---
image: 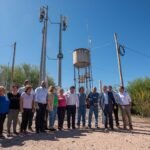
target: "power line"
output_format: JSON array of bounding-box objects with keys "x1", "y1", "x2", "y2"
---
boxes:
[
  {"x1": 92, "y1": 41, "x2": 113, "y2": 50},
  {"x1": 46, "y1": 55, "x2": 57, "y2": 60},
  {"x1": 0, "y1": 44, "x2": 13, "y2": 48},
  {"x1": 125, "y1": 46, "x2": 150, "y2": 60}
]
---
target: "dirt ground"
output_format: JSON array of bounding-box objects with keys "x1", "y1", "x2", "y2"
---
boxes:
[{"x1": 0, "y1": 116, "x2": 150, "y2": 150}]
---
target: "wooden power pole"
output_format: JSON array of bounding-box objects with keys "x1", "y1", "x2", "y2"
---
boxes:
[
  {"x1": 11, "y1": 42, "x2": 16, "y2": 85},
  {"x1": 114, "y1": 33, "x2": 124, "y2": 87}
]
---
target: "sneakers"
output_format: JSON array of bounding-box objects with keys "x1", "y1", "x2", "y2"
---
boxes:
[
  {"x1": 58, "y1": 127, "x2": 62, "y2": 131},
  {"x1": 88, "y1": 125, "x2": 91, "y2": 129},
  {"x1": 20, "y1": 131, "x2": 28, "y2": 134},
  {"x1": 110, "y1": 127, "x2": 114, "y2": 131},
  {"x1": 40, "y1": 130, "x2": 46, "y2": 133},
  {"x1": 36, "y1": 130, "x2": 40, "y2": 134},
  {"x1": 14, "y1": 131, "x2": 19, "y2": 135},
  {"x1": 82, "y1": 126, "x2": 86, "y2": 129},
  {"x1": 7, "y1": 133, "x2": 13, "y2": 137},
  {"x1": 28, "y1": 128, "x2": 34, "y2": 132},
  {"x1": 95, "y1": 126, "x2": 100, "y2": 129},
  {"x1": 129, "y1": 125, "x2": 133, "y2": 130},
  {"x1": 7, "y1": 131, "x2": 12, "y2": 137},
  {"x1": 49, "y1": 128, "x2": 56, "y2": 131},
  {"x1": 45, "y1": 127, "x2": 49, "y2": 130},
  {"x1": 24, "y1": 131, "x2": 29, "y2": 134},
  {"x1": 104, "y1": 128, "x2": 109, "y2": 133},
  {"x1": 0, "y1": 134, "x2": 5, "y2": 139}
]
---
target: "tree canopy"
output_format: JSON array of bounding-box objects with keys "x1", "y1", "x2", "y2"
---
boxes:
[{"x1": 0, "y1": 64, "x2": 55, "y2": 90}]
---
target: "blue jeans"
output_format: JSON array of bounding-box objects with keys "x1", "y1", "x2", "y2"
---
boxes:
[
  {"x1": 49, "y1": 106, "x2": 57, "y2": 128},
  {"x1": 88, "y1": 105, "x2": 98, "y2": 128},
  {"x1": 77, "y1": 105, "x2": 86, "y2": 126}
]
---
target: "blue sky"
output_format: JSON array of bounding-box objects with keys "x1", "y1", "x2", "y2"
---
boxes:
[{"x1": 0, "y1": 0, "x2": 150, "y2": 89}]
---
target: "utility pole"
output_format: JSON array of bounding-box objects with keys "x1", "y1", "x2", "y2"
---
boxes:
[
  {"x1": 43, "y1": 6, "x2": 48, "y2": 82},
  {"x1": 39, "y1": 6, "x2": 48, "y2": 85},
  {"x1": 99, "y1": 80, "x2": 103, "y2": 93},
  {"x1": 114, "y1": 32, "x2": 124, "y2": 87},
  {"x1": 57, "y1": 15, "x2": 63, "y2": 87},
  {"x1": 45, "y1": 14, "x2": 67, "y2": 87},
  {"x1": 56, "y1": 15, "x2": 67, "y2": 87},
  {"x1": 6, "y1": 62, "x2": 10, "y2": 89},
  {"x1": 11, "y1": 42, "x2": 16, "y2": 85}
]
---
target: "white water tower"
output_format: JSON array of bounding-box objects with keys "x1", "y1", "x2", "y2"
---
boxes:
[{"x1": 73, "y1": 48, "x2": 93, "y2": 93}]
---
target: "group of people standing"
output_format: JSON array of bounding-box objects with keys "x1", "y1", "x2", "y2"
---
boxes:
[
  {"x1": 0, "y1": 80, "x2": 133, "y2": 139},
  {"x1": 100, "y1": 85, "x2": 132, "y2": 131}
]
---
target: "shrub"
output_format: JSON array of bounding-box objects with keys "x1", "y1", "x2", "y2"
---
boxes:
[{"x1": 127, "y1": 78, "x2": 150, "y2": 117}]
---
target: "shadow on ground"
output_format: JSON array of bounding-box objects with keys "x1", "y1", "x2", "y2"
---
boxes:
[
  {"x1": 0, "y1": 125, "x2": 150, "y2": 148},
  {"x1": 1, "y1": 116, "x2": 150, "y2": 148},
  {"x1": 0, "y1": 129, "x2": 89, "y2": 148}
]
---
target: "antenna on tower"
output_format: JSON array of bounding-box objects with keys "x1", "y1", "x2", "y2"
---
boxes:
[
  {"x1": 86, "y1": 23, "x2": 92, "y2": 49},
  {"x1": 86, "y1": 24, "x2": 93, "y2": 91}
]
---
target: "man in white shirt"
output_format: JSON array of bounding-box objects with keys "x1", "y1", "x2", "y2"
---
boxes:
[
  {"x1": 118, "y1": 86, "x2": 133, "y2": 130},
  {"x1": 35, "y1": 81, "x2": 48, "y2": 133},
  {"x1": 65, "y1": 86, "x2": 79, "y2": 129}
]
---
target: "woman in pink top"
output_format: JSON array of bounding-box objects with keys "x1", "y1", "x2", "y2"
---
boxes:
[
  {"x1": 57, "y1": 88, "x2": 66, "y2": 130},
  {"x1": 20, "y1": 85, "x2": 34, "y2": 134}
]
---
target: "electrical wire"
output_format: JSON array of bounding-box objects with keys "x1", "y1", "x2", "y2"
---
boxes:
[
  {"x1": 125, "y1": 46, "x2": 150, "y2": 60},
  {"x1": 92, "y1": 41, "x2": 113, "y2": 50},
  {"x1": 46, "y1": 55, "x2": 57, "y2": 60},
  {"x1": 0, "y1": 44, "x2": 13, "y2": 49}
]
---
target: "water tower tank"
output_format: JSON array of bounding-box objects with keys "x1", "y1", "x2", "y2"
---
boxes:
[{"x1": 73, "y1": 48, "x2": 90, "y2": 68}]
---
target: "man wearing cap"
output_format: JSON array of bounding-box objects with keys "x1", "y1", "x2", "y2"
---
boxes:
[{"x1": 35, "y1": 81, "x2": 48, "y2": 133}]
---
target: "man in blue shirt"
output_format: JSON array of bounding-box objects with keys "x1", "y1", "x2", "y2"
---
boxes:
[{"x1": 87, "y1": 87, "x2": 99, "y2": 128}]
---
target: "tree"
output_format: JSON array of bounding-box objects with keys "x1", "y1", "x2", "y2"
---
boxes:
[
  {"x1": 127, "y1": 78, "x2": 150, "y2": 117},
  {"x1": 0, "y1": 64, "x2": 55, "y2": 90}
]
